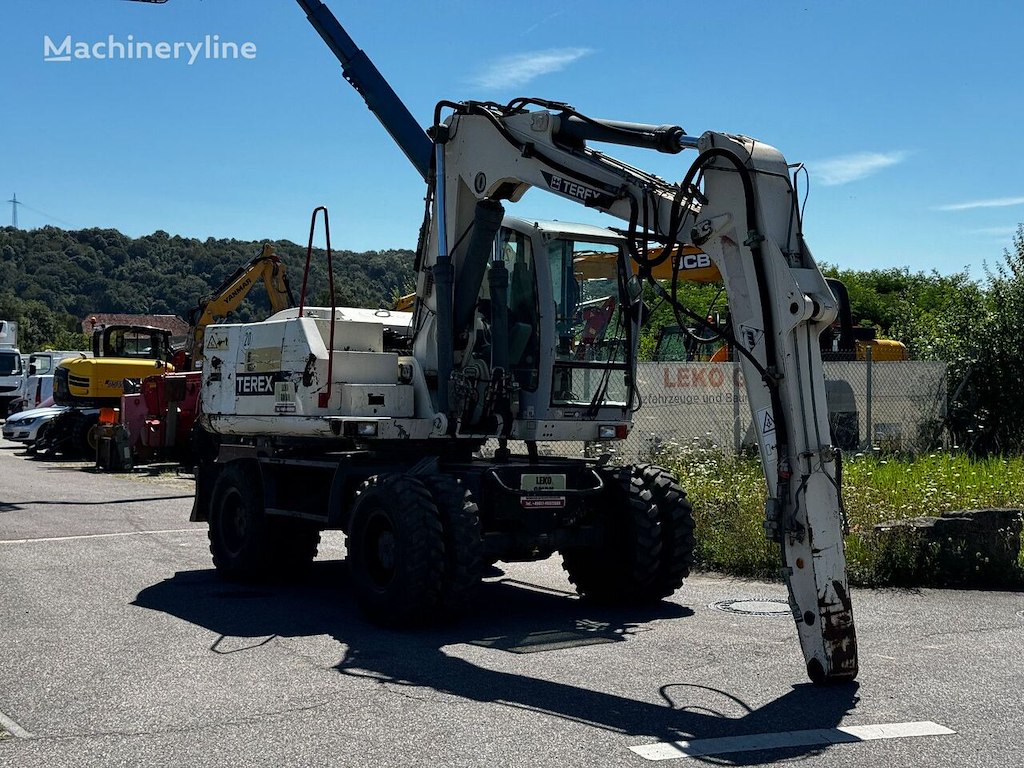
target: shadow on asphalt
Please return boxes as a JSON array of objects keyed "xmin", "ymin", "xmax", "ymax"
[
  {"xmin": 13, "ymin": 494, "xmax": 194, "ymax": 506},
  {"xmin": 134, "ymin": 562, "xmax": 859, "ymax": 764}
]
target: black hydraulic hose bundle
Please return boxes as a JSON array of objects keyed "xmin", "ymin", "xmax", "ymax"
[
  {"xmin": 657, "ymin": 143, "xmax": 792, "ymax": 467},
  {"xmin": 426, "ymin": 99, "xmax": 791, "ymax": 463}
]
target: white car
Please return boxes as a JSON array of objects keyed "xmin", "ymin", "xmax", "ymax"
[{"xmin": 2, "ymin": 405, "xmax": 67, "ymax": 448}]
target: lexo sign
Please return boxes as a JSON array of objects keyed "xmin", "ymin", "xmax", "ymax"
[
  {"xmin": 634, "ymin": 361, "xmax": 752, "ymax": 452},
  {"xmin": 643, "ymin": 363, "xmax": 747, "ymax": 409},
  {"xmin": 660, "ymin": 364, "xmax": 744, "ymax": 389}
]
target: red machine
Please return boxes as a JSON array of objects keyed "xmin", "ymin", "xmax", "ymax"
[{"xmin": 96, "ymin": 371, "xmax": 201, "ymax": 470}]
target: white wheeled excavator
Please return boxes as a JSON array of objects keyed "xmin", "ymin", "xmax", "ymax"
[{"xmin": 181, "ymin": 0, "xmax": 857, "ymax": 684}]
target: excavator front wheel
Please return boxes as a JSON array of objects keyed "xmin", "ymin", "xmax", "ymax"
[
  {"xmin": 561, "ymin": 464, "xmax": 696, "ymax": 604},
  {"xmin": 561, "ymin": 465, "xmax": 662, "ymax": 603},
  {"xmin": 420, "ymin": 474, "xmax": 484, "ymax": 617},
  {"xmin": 636, "ymin": 464, "xmax": 697, "ymax": 596},
  {"xmin": 347, "ymin": 473, "xmax": 445, "ymax": 626}
]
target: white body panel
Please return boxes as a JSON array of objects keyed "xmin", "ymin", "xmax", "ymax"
[
  {"xmin": 201, "ymin": 308, "xmax": 425, "ymax": 437},
  {"xmin": 0, "ymin": 346, "xmax": 26, "ymax": 410},
  {"xmin": 0, "ymin": 320, "xmax": 17, "ymax": 348}
]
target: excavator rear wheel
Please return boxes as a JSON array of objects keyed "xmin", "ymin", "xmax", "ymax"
[
  {"xmin": 209, "ymin": 460, "xmax": 273, "ymax": 580},
  {"xmin": 347, "ymin": 473, "xmax": 445, "ymax": 626}
]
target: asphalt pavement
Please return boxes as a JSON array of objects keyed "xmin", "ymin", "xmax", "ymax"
[{"xmin": 1, "ymin": 435, "xmax": 1022, "ymax": 767}]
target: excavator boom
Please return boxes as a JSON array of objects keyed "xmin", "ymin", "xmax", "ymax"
[{"xmin": 188, "ymin": 244, "xmax": 295, "ymax": 367}]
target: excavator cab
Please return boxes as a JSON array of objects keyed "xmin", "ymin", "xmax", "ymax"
[
  {"xmin": 94, "ymin": 325, "xmax": 173, "ymax": 362},
  {"xmin": 55, "ymin": 324, "xmax": 175, "ymax": 408},
  {"xmin": 544, "ymin": 231, "xmax": 633, "ymax": 408},
  {"xmin": 448, "ymin": 216, "xmax": 639, "ymax": 438}
]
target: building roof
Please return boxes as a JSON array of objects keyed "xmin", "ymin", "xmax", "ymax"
[{"xmin": 81, "ymin": 314, "xmax": 190, "ymax": 338}]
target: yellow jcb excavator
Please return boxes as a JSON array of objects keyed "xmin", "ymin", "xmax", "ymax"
[{"xmin": 571, "ymin": 245, "xmax": 908, "ymax": 363}]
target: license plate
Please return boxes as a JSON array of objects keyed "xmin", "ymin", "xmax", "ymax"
[{"xmin": 520, "ymin": 473, "xmax": 566, "ymax": 492}]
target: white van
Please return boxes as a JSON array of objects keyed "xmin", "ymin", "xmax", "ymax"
[
  {"xmin": 23, "ymin": 351, "xmax": 87, "ymax": 409},
  {"xmin": 0, "ymin": 347, "xmax": 25, "ymax": 415}
]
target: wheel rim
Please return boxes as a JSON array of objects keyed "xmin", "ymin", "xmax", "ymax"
[
  {"xmin": 86, "ymin": 424, "xmax": 100, "ymax": 452},
  {"xmin": 32, "ymin": 425, "xmax": 49, "ymax": 449},
  {"xmin": 362, "ymin": 509, "xmax": 397, "ymax": 588}
]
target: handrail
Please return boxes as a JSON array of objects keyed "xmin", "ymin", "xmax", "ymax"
[{"xmin": 300, "ymin": 206, "xmax": 337, "ymax": 408}]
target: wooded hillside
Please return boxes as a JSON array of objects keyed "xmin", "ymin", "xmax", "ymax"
[
  {"xmin": 3, "ymin": 222, "xmax": 1024, "ymax": 453},
  {"xmin": 0, "ymin": 225, "xmax": 416, "ymax": 350}
]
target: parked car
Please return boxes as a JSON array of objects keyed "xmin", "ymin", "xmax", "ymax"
[{"xmin": 2, "ymin": 405, "xmax": 68, "ymax": 451}]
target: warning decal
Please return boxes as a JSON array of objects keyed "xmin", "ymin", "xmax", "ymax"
[
  {"xmin": 755, "ymin": 407, "xmax": 778, "ymax": 453},
  {"xmin": 739, "ymin": 324, "xmax": 764, "ymax": 351}
]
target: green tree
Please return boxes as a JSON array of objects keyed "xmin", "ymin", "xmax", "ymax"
[
  {"xmin": 0, "ymin": 225, "xmax": 416, "ymax": 352},
  {"xmin": 951, "ymin": 225, "xmax": 1024, "ymax": 454}
]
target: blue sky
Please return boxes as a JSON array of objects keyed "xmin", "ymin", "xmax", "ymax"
[{"xmin": 1, "ymin": 0, "xmax": 1021, "ymax": 279}]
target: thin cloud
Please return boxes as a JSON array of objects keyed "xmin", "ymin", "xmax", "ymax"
[
  {"xmin": 969, "ymin": 226, "xmax": 1019, "ymax": 238},
  {"xmin": 522, "ymin": 11, "xmax": 566, "ymax": 36},
  {"xmin": 471, "ymin": 48, "xmax": 591, "ymax": 90},
  {"xmin": 812, "ymin": 151, "xmax": 908, "ymax": 186},
  {"xmin": 937, "ymin": 196, "xmax": 1024, "ymax": 212}
]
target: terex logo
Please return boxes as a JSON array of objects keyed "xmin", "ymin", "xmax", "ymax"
[
  {"xmin": 541, "ymin": 172, "xmax": 614, "ymax": 208},
  {"xmin": 235, "ymin": 373, "xmax": 276, "ymax": 396}
]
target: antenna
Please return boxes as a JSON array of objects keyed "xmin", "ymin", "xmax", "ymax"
[{"xmin": 6, "ymin": 193, "xmax": 21, "ymax": 229}]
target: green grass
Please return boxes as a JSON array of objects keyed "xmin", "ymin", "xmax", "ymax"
[{"xmin": 655, "ymin": 445, "xmax": 1024, "ymax": 586}]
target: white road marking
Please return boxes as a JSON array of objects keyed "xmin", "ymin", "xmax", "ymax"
[
  {"xmin": 0, "ymin": 710, "xmax": 34, "ymax": 739},
  {"xmin": 0, "ymin": 528, "xmax": 204, "ymax": 545},
  {"xmin": 630, "ymin": 721, "xmax": 955, "ymax": 761}
]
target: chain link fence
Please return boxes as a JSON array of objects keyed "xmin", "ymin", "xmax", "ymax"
[{"xmin": 486, "ymin": 358, "xmax": 948, "ymax": 462}]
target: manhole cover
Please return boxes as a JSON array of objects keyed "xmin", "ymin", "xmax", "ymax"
[{"xmin": 710, "ymin": 598, "xmax": 791, "ymax": 616}]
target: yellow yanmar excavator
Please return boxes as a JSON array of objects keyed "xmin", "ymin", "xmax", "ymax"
[{"xmin": 187, "ymin": 243, "xmax": 294, "ymax": 369}]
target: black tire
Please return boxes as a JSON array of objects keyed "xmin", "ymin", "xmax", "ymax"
[
  {"xmin": 636, "ymin": 464, "xmax": 697, "ymax": 598},
  {"xmin": 347, "ymin": 473, "xmax": 445, "ymax": 626},
  {"xmin": 209, "ymin": 461, "xmax": 273, "ymax": 580},
  {"xmin": 560, "ymin": 465, "xmax": 663, "ymax": 604},
  {"xmin": 421, "ymin": 474, "xmax": 484, "ymax": 616},
  {"xmin": 71, "ymin": 414, "xmax": 100, "ymax": 459},
  {"xmin": 26, "ymin": 423, "xmax": 50, "ymax": 455}
]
